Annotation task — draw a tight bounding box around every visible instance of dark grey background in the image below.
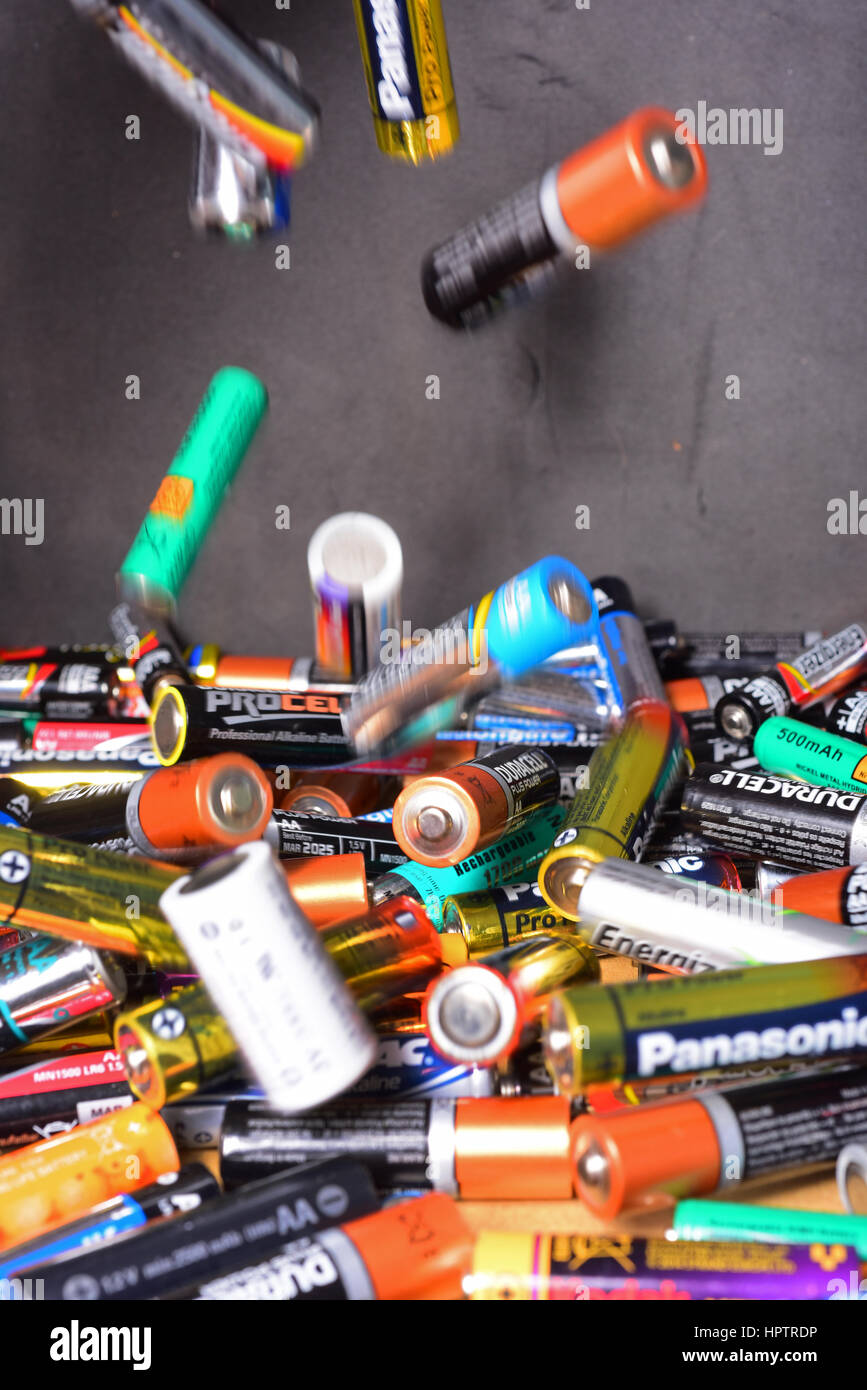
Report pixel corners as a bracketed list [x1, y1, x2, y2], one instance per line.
[1, 0, 865, 656]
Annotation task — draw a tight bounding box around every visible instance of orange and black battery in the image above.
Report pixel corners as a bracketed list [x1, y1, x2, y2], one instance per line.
[26, 754, 273, 860]
[283, 853, 370, 925]
[421, 106, 707, 328]
[776, 863, 867, 927]
[393, 745, 560, 867]
[220, 1094, 573, 1199]
[108, 602, 191, 708]
[0, 648, 121, 720]
[665, 675, 748, 714]
[186, 645, 356, 695]
[0, 1048, 133, 1154]
[149, 681, 353, 768]
[280, 771, 394, 819]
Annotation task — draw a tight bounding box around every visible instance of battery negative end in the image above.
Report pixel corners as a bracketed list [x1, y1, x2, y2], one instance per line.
[718, 701, 754, 742]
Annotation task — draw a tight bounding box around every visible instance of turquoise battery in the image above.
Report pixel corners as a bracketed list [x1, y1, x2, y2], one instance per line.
[672, 1198, 867, 1258]
[483, 557, 599, 677]
[754, 716, 867, 797]
[117, 367, 268, 615]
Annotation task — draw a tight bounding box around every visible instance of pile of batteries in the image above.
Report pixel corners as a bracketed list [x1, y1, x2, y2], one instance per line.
[1, 368, 867, 1301]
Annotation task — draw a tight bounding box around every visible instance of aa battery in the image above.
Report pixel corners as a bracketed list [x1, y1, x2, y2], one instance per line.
[715, 623, 867, 743]
[0, 1101, 178, 1252]
[467, 1231, 859, 1301]
[280, 771, 392, 819]
[571, 1066, 867, 1219]
[472, 672, 609, 732]
[319, 896, 450, 1014]
[644, 851, 742, 890]
[117, 368, 267, 615]
[537, 700, 688, 921]
[108, 600, 191, 706]
[424, 936, 599, 1068]
[0, 937, 127, 1057]
[150, 681, 352, 768]
[422, 107, 706, 329]
[308, 513, 403, 682]
[29, 720, 151, 755]
[829, 689, 867, 742]
[0, 1048, 132, 1154]
[353, 0, 459, 164]
[755, 715, 867, 795]
[351, 1032, 495, 1100]
[393, 745, 560, 867]
[159, 841, 377, 1111]
[0, 742, 162, 788]
[220, 1095, 573, 1199]
[0, 651, 120, 720]
[591, 577, 667, 717]
[775, 864, 867, 927]
[283, 853, 369, 925]
[115, 984, 238, 1110]
[681, 763, 867, 871]
[657, 629, 824, 680]
[187, 647, 356, 695]
[442, 879, 577, 957]
[672, 1198, 867, 1260]
[266, 807, 407, 874]
[25, 1157, 379, 1301]
[0, 777, 36, 828]
[372, 803, 566, 927]
[544, 955, 867, 1095]
[838, 1144, 867, 1214]
[0, 824, 187, 969]
[665, 674, 748, 713]
[343, 557, 598, 758]
[565, 858, 867, 976]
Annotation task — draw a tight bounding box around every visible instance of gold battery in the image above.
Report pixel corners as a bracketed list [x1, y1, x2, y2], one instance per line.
[537, 700, 687, 921]
[114, 983, 239, 1110]
[442, 887, 577, 958]
[353, 0, 459, 163]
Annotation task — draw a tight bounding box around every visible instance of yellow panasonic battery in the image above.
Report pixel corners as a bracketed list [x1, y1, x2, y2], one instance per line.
[353, 0, 459, 163]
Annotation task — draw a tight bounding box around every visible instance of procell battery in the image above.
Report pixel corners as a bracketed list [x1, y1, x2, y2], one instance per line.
[117, 367, 268, 615]
[754, 715, 867, 796]
[23, 1157, 379, 1301]
[423, 935, 600, 1068]
[544, 955, 867, 1095]
[421, 107, 707, 329]
[829, 689, 867, 742]
[353, 0, 459, 164]
[308, 512, 403, 681]
[441, 880, 577, 957]
[0, 1048, 132, 1154]
[220, 1095, 573, 1199]
[656, 629, 824, 680]
[343, 557, 598, 758]
[0, 824, 187, 969]
[0, 937, 127, 1058]
[266, 808, 407, 874]
[393, 745, 560, 867]
[563, 858, 867, 975]
[671, 1197, 867, 1260]
[150, 682, 352, 768]
[537, 700, 688, 921]
[571, 1066, 867, 1219]
[775, 864, 867, 927]
[715, 622, 867, 743]
[115, 984, 238, 1110]
[159, 841, 377, 1111]
[0, 651, 121, 720]
[372, 803, 566, 927]
[681, 763, 867, 871]
[467, 1231, 860, 1301]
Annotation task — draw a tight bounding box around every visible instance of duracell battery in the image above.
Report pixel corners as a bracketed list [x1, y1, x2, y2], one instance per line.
[655, 629, 823, 680]
[150, 681, 353, 768]
[0, 650, 122, 720]
[829, 689, 867, 742]
[0, 1048, 133, 1154]
[26, 755, 272, 860]
[392, 745, 560, 867]
[265, 807, 408, 874]
[219, 1095, 573, 1199]
[24, 1158, 380, 1302]
[169, 1192, 473, 1301]
[280, 771, 394, 819]
[681, 763, 867, 871]
[0, 936, 127, 1058]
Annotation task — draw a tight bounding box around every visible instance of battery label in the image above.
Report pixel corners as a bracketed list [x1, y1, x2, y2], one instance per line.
[0, 1050, 125, 1100]
[266, 811, 407, 871]
[844, 865, 867, 926]
[720, 1072, 867, 1180]
[737, 674, 788, 718]
[474, 747, 558, 821]
[783, 624, 867, 697]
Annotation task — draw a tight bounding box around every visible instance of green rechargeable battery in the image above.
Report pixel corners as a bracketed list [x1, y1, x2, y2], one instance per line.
[672, 1198, 867, 1259]
[117, 368, 268, 614]
[754, 716, 867, 796]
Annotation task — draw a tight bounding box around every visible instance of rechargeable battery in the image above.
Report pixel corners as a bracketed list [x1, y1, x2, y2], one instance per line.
[829, 689, 867, 743]
[353, 0, 459, 164]
[671, 1197, 867, 1260]
[0, 936, 127, 1058]
[681, 764, 867, 871]
[0, 824, 187, 969]
[343, 557, 598, 758]
[23, 1157, 379, 1301]
[150, 681, 353, 768]
[117, 367, 268, 615]
[115, 983, 238, 1110]
[159, 841, 377, 1112]
[220, 1095, 573, 1199]
[543, 955, 867, 1095]
[0, 1100, 178, 1252]
[0, 650, 121, 720]
[266, 807, 406, 875]
[372, 803, 566, 927]
[441, 880, 577, 957]
[422, 107, 706, 328]
[754, 716, 867, 795]
[774, 864, 867, 927]
[308, 512, 403, 681]
[467, 1231, 860, 1300]
[0, 1048, 132, 1154]
[279, 771, 393, 819]
[657, 629, 824, 680]
[571, 1066, 867, 1219]
[538, 700, 688, 921]
[715, 622, 867, 743]
[423, 935, 600, 1068]
[393, 745, 560, 867]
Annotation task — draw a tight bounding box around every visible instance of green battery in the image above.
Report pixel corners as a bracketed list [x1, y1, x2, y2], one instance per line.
[755, 716, 867, 796]
[543, 953, 867, 1094]
[672, 1198, 867, 1258]
[117, 367, 268, 615]
[115, 983, 239, 1110]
